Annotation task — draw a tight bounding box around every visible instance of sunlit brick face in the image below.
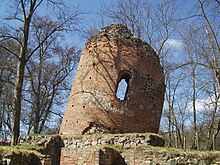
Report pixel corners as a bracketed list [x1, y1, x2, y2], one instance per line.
[59, 24, 165, 135]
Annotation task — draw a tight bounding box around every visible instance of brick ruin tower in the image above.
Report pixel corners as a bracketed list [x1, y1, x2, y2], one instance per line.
[60, 24, 165, 135]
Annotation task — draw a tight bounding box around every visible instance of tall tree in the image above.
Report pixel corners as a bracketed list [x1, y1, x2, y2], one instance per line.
[0, 40, 18, 140]
[0, 0, 81, 145]
[180, 0, 220, 149]
[23, 16, 80, 134]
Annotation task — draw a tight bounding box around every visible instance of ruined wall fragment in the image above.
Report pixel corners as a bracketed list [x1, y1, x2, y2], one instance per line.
[60, 24, 165, 135]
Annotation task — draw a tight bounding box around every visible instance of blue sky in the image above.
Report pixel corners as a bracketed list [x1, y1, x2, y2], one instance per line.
[0, 0, 113, 21]
[0, 0, 196, 48]
[0, 0, 196, 23]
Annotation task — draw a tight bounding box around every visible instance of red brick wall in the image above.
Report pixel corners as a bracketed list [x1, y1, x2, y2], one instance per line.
[60, 24, 165, 135]
[60, 148, 100, 165]
[60, 147, 126, 165]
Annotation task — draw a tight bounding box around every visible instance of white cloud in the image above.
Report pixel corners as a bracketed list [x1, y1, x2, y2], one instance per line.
[165, 39, 183, 49]
[188, 96, 218, 112]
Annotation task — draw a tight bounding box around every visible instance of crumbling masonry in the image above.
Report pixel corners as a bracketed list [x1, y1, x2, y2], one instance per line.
[60, 24, 165, 135]
[4, 25, 220, 165]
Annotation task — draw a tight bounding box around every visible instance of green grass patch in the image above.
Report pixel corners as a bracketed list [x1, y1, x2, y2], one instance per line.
[0, 145, 43, 157]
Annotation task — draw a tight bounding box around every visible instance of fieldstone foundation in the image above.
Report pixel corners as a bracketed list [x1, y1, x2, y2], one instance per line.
[1, 133, 220, 164]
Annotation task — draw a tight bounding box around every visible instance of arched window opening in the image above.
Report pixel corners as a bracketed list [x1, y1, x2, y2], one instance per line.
[116, 79, 128, 100]
[116, 71, 131, 101]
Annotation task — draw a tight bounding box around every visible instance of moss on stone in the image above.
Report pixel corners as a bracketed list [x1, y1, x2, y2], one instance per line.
[0, 145, 43, 157]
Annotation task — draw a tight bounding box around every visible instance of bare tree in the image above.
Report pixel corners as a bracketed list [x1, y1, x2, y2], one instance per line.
[23, 16, 80, 134]
[105, 0, 179, 57]
[0, 40, 18, 140]
[180, 0, 220, 150]
[0, 0, 82, 145]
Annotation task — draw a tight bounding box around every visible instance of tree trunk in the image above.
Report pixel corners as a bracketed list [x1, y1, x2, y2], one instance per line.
[192, 66, 198, 150]
[11, 0, 36, 144]
[12, 53, 25, 145]
[12, 14, 33, 144]
[33, 56, 43, 133]
[0, 72, 3, 132]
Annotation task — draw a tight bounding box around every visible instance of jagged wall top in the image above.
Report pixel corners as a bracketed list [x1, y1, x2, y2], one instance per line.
[90, 24, 158, 59]
[92, 24, 132, 39]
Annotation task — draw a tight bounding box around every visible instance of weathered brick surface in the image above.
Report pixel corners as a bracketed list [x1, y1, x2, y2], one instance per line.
[60, 147, 100, 165]
[60, 146, 127, 165]
[60, 24, 165, 135]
